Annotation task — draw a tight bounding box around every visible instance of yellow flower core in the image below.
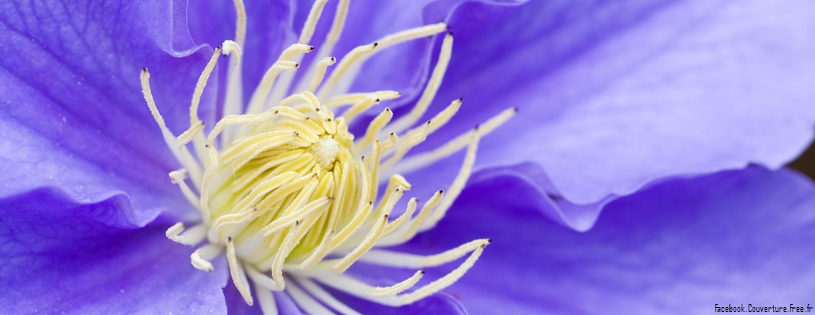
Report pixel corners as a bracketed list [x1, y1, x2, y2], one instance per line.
[140, 0, 515, 313]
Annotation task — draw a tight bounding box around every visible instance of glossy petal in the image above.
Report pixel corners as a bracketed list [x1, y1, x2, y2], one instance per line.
[374, 167, 815, 314]
[0, 0, 218, 221]
[0, 188, 229, 314]
[408, 0, 815, 211]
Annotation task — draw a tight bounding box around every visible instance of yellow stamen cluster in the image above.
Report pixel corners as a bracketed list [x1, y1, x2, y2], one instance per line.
[140, 0, 515, 313]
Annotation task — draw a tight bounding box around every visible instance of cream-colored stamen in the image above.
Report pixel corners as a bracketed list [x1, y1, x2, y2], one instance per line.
[386, 32, 454, 135]
[143, 0, 517, 313]
[385, 106, 517, 179]
[266, 0, 328, 110]
[286, 279, 336, 315]
[255, 285, 278, 315]
[360, 239, 490, 268]
[352, 107, 393, 153]
[168, 169, 200, 208]
[294, 0, 351, 94]
[191, 243, 223, 272]
[139, 69, 186, 169]
[370, 270, 425, 297]
[377, 189, 444, 247]
[227, 238, 254, 305]
[317, 23, 448, 100]
[297, 277, 361, 315]
[307, 57, 337, 93]
[221, 39, 245, 147]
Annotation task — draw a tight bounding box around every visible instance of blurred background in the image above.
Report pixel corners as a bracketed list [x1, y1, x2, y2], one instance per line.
[790, 141, 815, 180]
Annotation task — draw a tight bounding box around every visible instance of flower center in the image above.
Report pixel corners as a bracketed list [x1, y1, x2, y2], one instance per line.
[140, 0, 515, 313]
[310, 135, 341, 170]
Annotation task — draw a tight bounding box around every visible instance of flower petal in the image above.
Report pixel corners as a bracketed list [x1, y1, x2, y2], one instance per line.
[0, 187, 229, 313]
[412, 0, 815, 207]
[383, 167, 815, 314]
[0, 0, 217, 221]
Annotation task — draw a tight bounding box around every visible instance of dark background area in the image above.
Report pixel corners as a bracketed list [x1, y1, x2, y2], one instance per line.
[789, 141, 815, 180]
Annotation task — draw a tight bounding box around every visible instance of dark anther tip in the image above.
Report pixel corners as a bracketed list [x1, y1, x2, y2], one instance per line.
[474, 124, 480, 131]
[458, 97, 464, 102]
[375, 98, 381, 103]
[419, 270, 426, 275]
[330, 57, 337, 61]
[368, 201, 373, 205]
[308, 45, 315, 51]
[486, 238, 493, 244]
[227, 236, 233, 242]
[513, 107, 519, 113]
[389, 132, 395, 135]
[438, 189, 444, 193]
[384, 214, 389, 219]
[141, 67, 147, 72]
[204, 144, 210, 148]
[448, 31, 454, 36]
[372, 42, 379, 47]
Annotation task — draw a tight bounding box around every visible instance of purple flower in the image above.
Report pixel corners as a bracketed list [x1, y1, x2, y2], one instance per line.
[1, 0, 814, 314]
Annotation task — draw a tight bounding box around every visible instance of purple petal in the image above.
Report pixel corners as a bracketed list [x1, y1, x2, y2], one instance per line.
[0, 187, 229, 313]
[383, 167, 815, 314]
[0, 0, 217, 221]
[409, 0, 815, 208]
